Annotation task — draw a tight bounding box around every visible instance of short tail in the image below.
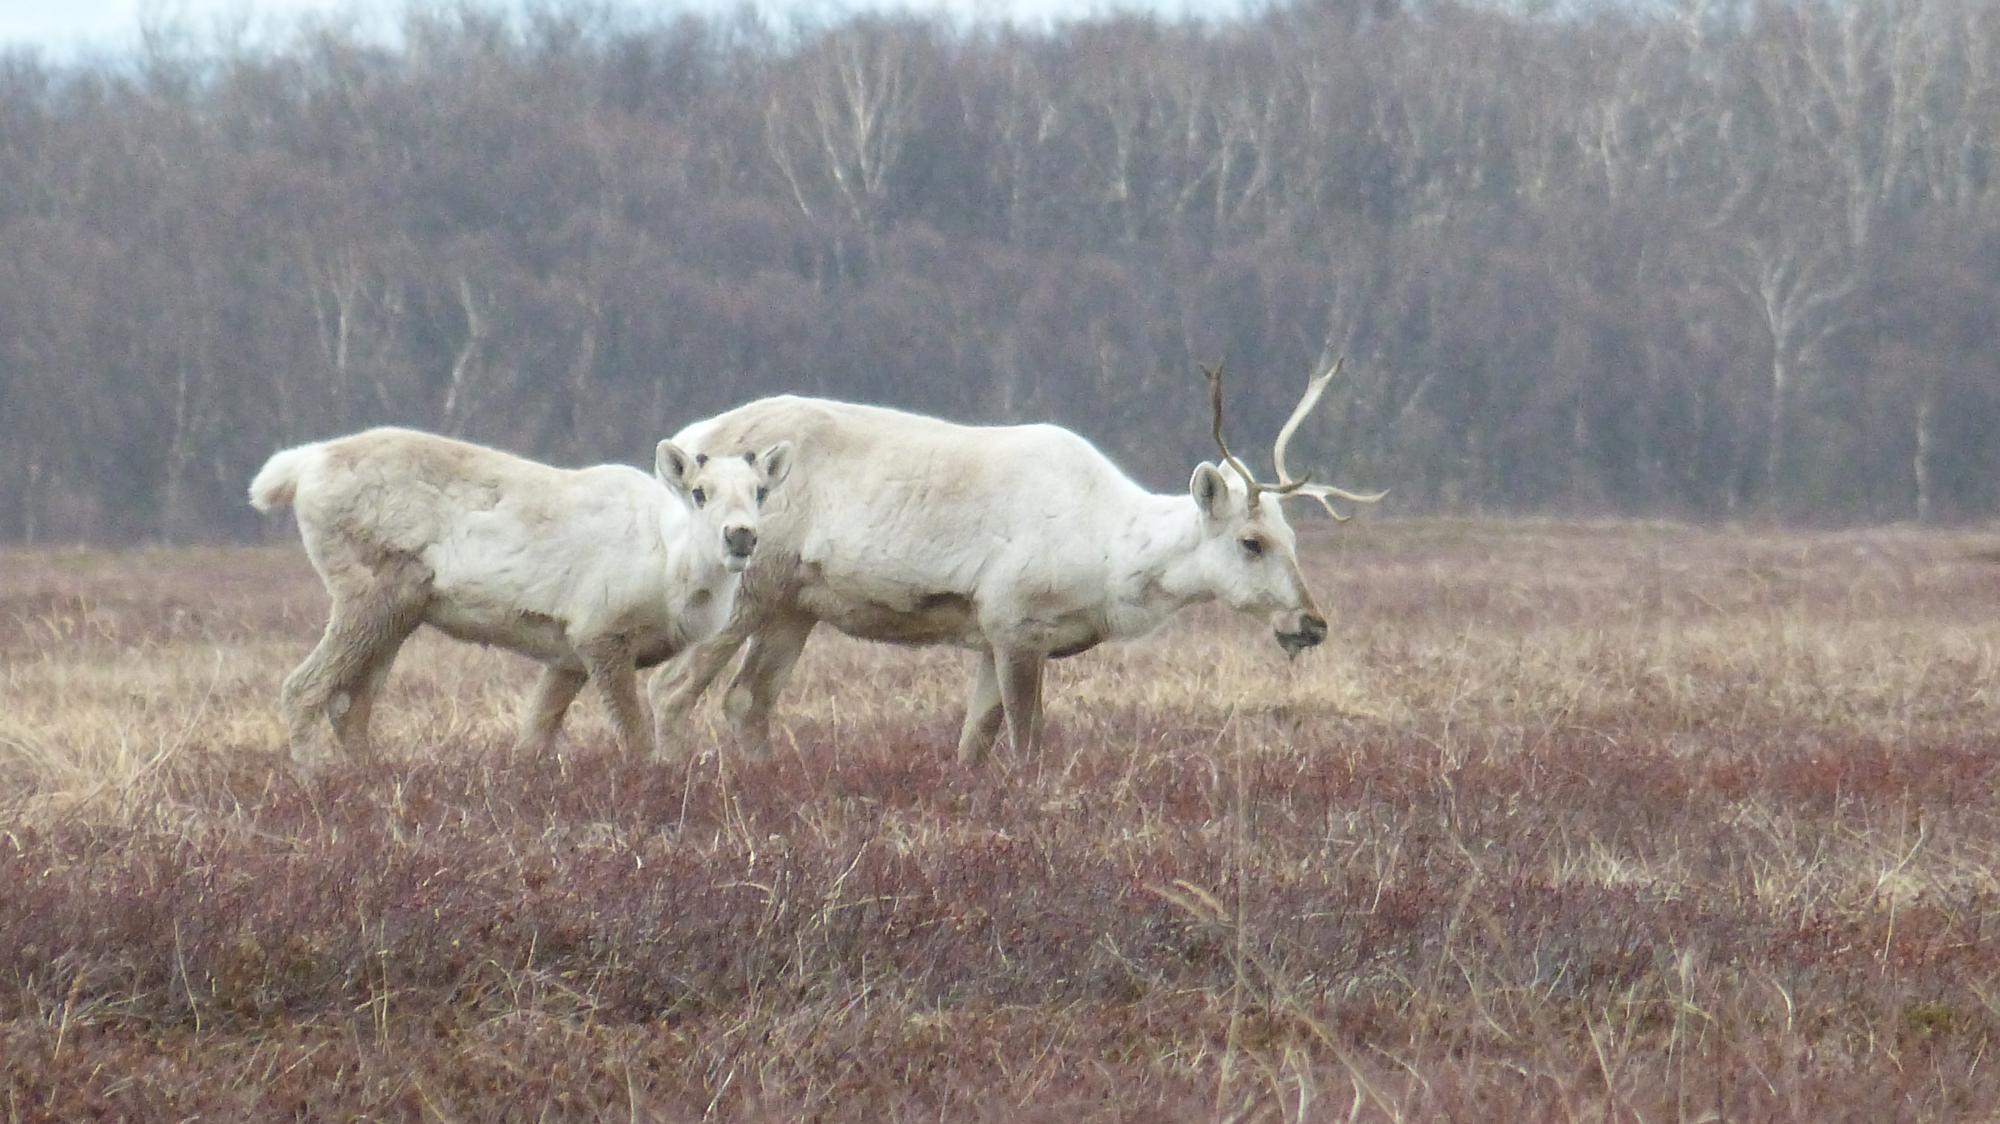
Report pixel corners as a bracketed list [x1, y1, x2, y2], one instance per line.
[248, 444, 321, 513]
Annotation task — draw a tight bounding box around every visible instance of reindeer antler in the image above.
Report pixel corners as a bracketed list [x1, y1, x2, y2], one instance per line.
[1202, 361, 1263, 500]
[1270, 357, 1387, 522]
[1203, 361, 1308, 501]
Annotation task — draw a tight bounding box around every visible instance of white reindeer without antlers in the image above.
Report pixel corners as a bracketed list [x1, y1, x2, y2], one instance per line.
[249, 427, 794, 762]
[653, 360, 1382, 762]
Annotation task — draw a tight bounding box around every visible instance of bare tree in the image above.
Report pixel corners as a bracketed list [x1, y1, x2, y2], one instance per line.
[437, 273, 491, 437]
[763, 22, 929, 249]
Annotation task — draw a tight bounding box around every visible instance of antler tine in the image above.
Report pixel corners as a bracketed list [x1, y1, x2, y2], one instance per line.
[1201, 361, 1264, 498]
[1303, 493, 1352, 523]
[1272, 357, 1342, 487]
[1293, 484, 1391, 523]
[1269, 357, 1388, 520]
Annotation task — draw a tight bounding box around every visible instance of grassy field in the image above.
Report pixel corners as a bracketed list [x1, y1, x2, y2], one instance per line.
[4, 520, 2000, 1121]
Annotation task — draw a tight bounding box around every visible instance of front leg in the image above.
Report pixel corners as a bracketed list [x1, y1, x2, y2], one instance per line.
[995, 647, 1047, 759]
[720, 614, 816, 760]
[516, 665, 588, 757]
[650, 627, 747, 753]
[957, 648, 1004, 766]
[579, 637, 650, 758]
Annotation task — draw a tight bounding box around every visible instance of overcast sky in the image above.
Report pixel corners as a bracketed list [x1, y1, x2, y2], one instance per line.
[0, 0, 386, 52]
[0, 0, 1218, 53]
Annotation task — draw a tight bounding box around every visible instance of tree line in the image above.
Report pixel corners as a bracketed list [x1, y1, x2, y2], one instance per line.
[1, 0, 1996, 543]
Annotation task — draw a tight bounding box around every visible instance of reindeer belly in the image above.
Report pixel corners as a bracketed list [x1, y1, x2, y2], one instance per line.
[1049, 631, 1103, 660]
[1024, 609, 1105, 659]
[629, 625, 684, 669]
[625, 608, 704, 669]
[424, 599, 574, 664]
[801, 585, 982, 648]
[419, 529, 582, 664]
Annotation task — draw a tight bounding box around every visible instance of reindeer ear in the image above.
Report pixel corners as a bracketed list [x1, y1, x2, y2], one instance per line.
[656, 440, 695, 496]
[1191, 462, 1231, 522]
[758, 441, 795, 490]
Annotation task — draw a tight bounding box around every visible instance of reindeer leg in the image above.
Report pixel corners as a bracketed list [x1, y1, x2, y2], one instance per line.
[721, 614, 815, 759]
[650, 627, 749, 753]
[957, 648, 1005, 766]
[995, 648, 1047, 759]
[516, 665, 588, 757]
[327, 637, 410, 765]
[282, 606, 358, 760]
[580, 637, 649, 759]
[283, 574, 425, 765]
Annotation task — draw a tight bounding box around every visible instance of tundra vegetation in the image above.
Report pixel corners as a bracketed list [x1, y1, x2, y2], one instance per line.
[5, 520, 2000, 1119]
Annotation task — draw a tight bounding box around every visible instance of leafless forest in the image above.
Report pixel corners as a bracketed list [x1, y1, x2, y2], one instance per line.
[1, 0, 1997, 543]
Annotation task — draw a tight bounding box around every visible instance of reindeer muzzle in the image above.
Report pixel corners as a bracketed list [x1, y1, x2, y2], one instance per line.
[1274, 611, 1328, 656]
[723, 526, 757, 570]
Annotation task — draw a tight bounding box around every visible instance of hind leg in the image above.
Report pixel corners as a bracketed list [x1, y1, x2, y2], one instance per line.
[280, 552, 430, 763]
[327, 641, 409, 764]
[720, 614, 815, 757]
[281, 597, 420, 763]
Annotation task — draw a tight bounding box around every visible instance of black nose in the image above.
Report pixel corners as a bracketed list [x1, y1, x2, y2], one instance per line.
[1278, 613, 1328, 656]
[724, 526, 756, 557]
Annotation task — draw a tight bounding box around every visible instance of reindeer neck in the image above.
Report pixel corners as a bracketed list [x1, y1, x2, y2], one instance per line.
[1101, 491, 1213, 640]
[655, 501, 715, 590]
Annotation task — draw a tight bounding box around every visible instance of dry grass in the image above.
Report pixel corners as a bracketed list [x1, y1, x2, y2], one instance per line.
[4, 520, 2000, 1121]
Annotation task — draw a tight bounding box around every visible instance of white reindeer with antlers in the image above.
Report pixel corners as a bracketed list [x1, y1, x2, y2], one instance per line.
[653, 361, 1382, 762]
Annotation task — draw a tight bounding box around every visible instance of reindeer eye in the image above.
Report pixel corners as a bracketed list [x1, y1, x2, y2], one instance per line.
[756, 487, 769, 504]
[1239, 536, 1265, 557]
[690, 488, 706, 508]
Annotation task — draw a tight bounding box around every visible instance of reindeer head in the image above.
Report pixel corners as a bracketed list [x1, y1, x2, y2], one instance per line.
[1191, 359, 1385, 655]
[656, 439, 795, 573]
